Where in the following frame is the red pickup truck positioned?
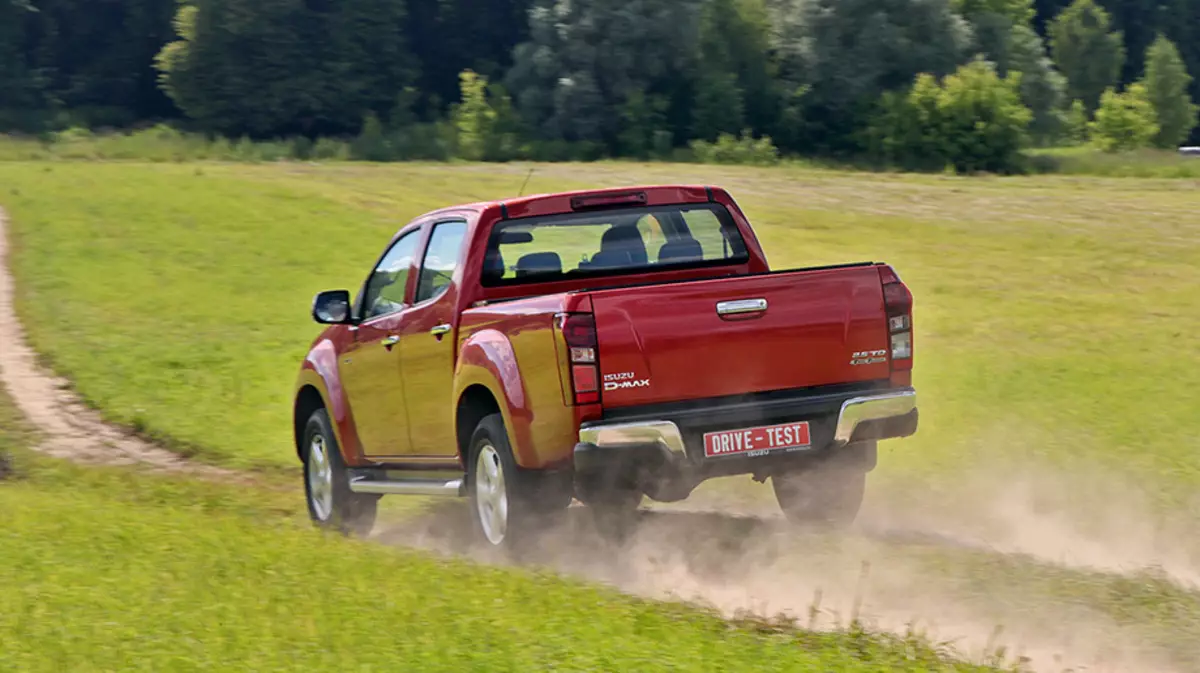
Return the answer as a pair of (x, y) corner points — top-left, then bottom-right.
(293, 185), (918, 547)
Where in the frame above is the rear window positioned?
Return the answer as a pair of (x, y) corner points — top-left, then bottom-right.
(481, 204), (749, 286)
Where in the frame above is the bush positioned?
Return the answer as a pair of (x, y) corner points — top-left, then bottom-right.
(289, 136), (314, 160)
(350, 113), (391, 162)
(1089, 84), (1159, 152)
(938, 61), (1033, 172)
(389, 122), (455, 161)
(311, 137), (350, 161)
(867, 59), (1032, 173)
(1063, 99), (1089, 145)
(689, 130), (779, 165)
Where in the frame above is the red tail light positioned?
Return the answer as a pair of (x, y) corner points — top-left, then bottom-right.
(878, 265), (913, 379)
(556, 313), (600, 405)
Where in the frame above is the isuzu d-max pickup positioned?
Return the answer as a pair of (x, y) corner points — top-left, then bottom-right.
(293, 185), (918, 547)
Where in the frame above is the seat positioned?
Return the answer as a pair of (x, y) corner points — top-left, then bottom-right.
(598, 224), (648, 266)
(514, 251), (562, 278)
(586, 249), (635, 269)
(657, 238), (704, 264)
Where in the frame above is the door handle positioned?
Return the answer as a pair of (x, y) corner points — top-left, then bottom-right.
(381, 335), (399, 349)
(430, 324), (451, 338)
(716, 298), (768, 316)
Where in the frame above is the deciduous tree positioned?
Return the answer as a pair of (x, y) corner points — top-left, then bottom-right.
(1048, 0), (1125, 113)
(1142, 34), (1198, 148)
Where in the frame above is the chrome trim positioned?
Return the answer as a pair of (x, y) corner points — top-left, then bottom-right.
(348, 476), (464, 496)
(379, 468), (463, 481)
(716, 298), (768, 316)
(579, 420), (686, 456)
(381, 335), (400, 347)
(430, 323), (451, 337)
(832, 389), (917, 446)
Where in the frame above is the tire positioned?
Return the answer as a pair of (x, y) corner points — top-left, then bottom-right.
(772, 455), (867, 530)
(467, 413), (568, 549)
(303, 408), (378, 537)
(576, 476), (643, 541)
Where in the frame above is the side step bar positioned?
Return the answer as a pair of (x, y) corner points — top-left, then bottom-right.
(348, 473), (465, 497)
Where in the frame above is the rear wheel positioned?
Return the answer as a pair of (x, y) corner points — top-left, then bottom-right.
(772, 448), (869, 530)
(303, 408), (378, 537)
(576, 477), (643, 541)
(467, 413), (569, 549)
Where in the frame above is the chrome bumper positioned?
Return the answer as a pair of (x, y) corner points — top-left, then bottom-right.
(831, 389), (917, 447)
(578, 420), (686, 456)
(577, 388), (918, 456)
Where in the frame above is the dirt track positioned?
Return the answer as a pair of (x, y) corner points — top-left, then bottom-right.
(0, 208), (231, 476)
(3, 205), (1197, 673)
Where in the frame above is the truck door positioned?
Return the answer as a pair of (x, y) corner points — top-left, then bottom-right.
(398, 219), (468, 457)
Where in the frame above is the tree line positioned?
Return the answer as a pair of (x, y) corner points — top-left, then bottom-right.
(2, 0), (1197, 172)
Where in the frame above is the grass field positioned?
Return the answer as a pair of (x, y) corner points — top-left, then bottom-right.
(3, 159), (1200, 670)
(1, 389), (1013, 673)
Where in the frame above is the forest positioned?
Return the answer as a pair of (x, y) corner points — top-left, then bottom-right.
(1, 0), (1197, 171)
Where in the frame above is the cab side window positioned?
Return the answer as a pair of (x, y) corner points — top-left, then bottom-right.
(361, 230), (421, 319)
(415, 220), (467, 303)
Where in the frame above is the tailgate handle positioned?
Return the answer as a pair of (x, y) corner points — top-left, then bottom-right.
(716, 298), (768, 316)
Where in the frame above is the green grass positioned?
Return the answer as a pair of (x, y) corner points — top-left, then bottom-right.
(0, 390), (1010, 672)
(2, 160), (1198, 503)
(1027, 146), (1200, 178)
(0, 126), (347, 163)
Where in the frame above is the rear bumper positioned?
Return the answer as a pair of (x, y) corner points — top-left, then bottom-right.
(832, 389), (918, 446)
(573, 387), (917, 501)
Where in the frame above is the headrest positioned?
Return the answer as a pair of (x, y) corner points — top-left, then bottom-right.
(600, 224), (648, 265)
(514, 251), (562, 277)
(658, 238), (703, 263)
(586, 249), (634, 270)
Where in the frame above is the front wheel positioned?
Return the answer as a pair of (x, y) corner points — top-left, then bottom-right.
(303, 408), (378, 536)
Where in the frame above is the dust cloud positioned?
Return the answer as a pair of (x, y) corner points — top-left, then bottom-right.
(376, 454), (1200, 673)
(864, 459), (1200, 589)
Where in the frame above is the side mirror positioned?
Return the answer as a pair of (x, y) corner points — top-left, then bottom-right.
(312, 290), (353, 324)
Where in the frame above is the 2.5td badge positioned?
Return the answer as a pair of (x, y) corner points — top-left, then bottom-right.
(850, 349), (887, 366)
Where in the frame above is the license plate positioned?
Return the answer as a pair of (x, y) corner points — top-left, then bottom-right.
(703, 421), (811, 458)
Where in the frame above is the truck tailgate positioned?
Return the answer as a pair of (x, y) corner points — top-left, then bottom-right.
(590, 265), (892, 408)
